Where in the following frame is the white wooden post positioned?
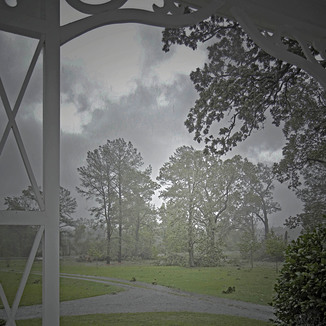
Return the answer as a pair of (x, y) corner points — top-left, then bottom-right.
(42, 1), (60, 325)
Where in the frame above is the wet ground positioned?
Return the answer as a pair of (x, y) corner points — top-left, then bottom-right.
(1, 273), (274, 322)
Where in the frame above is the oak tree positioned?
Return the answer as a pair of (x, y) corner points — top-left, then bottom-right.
(162, 16), (326, 188)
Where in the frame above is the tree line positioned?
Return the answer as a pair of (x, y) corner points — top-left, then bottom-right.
(2, 138), (284, 267)
(76, 139), (284, 266)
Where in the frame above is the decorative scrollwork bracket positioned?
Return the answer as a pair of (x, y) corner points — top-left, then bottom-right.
(60, 0), (226, 45)
(229, 0), (326, 89)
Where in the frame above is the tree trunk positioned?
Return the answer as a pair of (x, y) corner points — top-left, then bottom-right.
(250, 249), (254, 269)
(134, 213), (140, 258)
(250, 215), (254, 269)
(264, 217), (269, 239)
(106, 219), (111, 265)
(118, 223), (122, 263)
(188, 206), (195, 267)
(188, 243), (195, 267)
(208, 217), (215, 263)
(263, 207), (269, 239)
(118, 182), (122, 263)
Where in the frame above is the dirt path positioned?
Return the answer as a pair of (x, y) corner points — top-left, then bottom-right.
(1, 273), (274, 322)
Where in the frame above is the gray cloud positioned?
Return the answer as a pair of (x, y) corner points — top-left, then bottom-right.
(0, 31), (43, 113)
(61, 62), (102, 113)
(226, 118), (285, 165)
(0, 116), (42, 207)
(138, 25), (176, 69)
(0, 25), (302, 225)
(59, 70), (200, 218)
(80, 74), (199, 176)
(0, 32), (43, 207)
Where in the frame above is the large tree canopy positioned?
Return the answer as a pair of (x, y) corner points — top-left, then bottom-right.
(157, 146), (280, 266)
(162, 16), (326, 189)
(77, 138), (158, 263)
(285, 165), (326, 231)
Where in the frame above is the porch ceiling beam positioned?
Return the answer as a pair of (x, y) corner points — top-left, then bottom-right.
(60, 1), (224, 45)
(180, 0), (326, 89)
(180, 0), (326, 40)
(0, 9), (45, 39)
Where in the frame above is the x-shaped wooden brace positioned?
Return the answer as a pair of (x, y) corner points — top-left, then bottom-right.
(0, 226), (44, 326)
(0, 284), (16, 326)
(0, 36), (45, 210)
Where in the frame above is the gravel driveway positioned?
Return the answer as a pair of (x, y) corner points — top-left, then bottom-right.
(1, 273), (274, 322)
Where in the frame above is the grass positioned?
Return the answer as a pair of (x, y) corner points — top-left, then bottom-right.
(0, 259), (277, 306)
(1, 260), (275, 325)
(60, 261), (277, 305)
(15, 312), (272, 325)
(0, 270), (123, 308)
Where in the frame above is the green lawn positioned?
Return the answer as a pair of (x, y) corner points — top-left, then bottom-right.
(60, 261), (277, 305)
(0, 260), (276, 325)
(15, 312), (272, 326)
(0, 259), (277, 306)
(0, 271), (122, 308)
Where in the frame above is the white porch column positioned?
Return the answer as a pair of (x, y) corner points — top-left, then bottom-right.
(42, 1), (60, 325)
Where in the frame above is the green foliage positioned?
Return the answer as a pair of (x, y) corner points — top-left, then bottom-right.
(163, 17), (303, 155)
(72, 218), (98, 257)
(87, 239), (107, 261)
(272, 224), (326, 325)
(77, 138), (158, 264)
(158, 146), (209, 267)
(58, 187), (78, 229)
(285, 167), (326, 231)
(272, 81), (326, 189)
(158, 147), (280, 267)
(239, 229), (261, 268)
(195, 238), (225, 267)
(162, 16), (326, 188)
(241, 162), (281, 238)
(265, 231), (286, 272)
(159, 252), (189, 267)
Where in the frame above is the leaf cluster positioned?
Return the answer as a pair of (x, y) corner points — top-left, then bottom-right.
(273, 80), (326, 188)
(163, 17), (301, 155)
(273, 224), (326, 325)
(76, 138), (158, 258)
(162, 16), (326, 188)
(158, 147), (280, 266)
(285, 166), (326, 231)
(265, 231), (286, 262)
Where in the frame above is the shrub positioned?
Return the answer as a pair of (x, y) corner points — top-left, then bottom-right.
(272, 224), (326, 325)
(265, 231), (286, 272)
(194, 251), (225, 267)
(76, 254), (94, 262)
(160, 252), (188, 267)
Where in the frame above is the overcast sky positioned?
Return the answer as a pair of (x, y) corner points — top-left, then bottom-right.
(0, 2), (302, 227)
